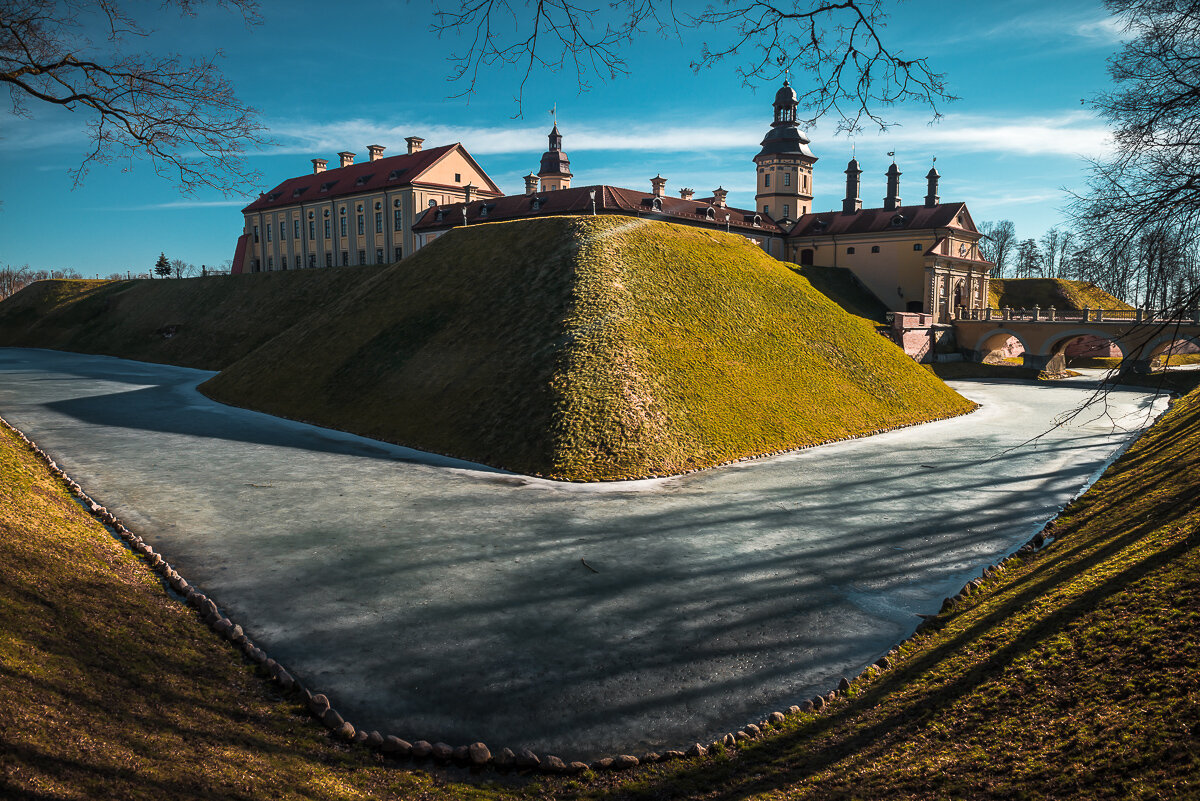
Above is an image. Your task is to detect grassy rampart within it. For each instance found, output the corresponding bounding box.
[988,278,1132,311]
[200,216,974,480]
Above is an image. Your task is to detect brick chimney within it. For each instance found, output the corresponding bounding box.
[367,144,386,162]
[712,186,728,208]
[405,136,424,155]
[651,174,667,197]
[338,151,355,168]
[679,187,695,200]
[884,162,902,211]
[312,158,328,174]
[524,173,539,195]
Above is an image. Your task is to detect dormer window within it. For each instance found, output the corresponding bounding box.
[705,207,715,220]
[752,214,762,227]
[354,174,374,186]
[388,169,407,181]
[479,205,488,218]
[291,187,307,199]
[891,214,905,228]
[435,210,444,221]
[320,181,335,192]
[652,197,663,212]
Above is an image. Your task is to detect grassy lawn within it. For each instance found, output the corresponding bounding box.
[200,216,974,481]
[988,278,1132,312]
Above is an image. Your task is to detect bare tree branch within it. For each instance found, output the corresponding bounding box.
[0,0,270,194]
[430,0,954,127]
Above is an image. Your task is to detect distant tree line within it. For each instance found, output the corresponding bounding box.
[977,219,1200,311]
[0,265,82,301]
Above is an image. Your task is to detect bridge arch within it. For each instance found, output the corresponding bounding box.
[1144,331,1200,365]
[973,328,1029,362]
[1038,327,1126,358]
[1041,328,1127,362]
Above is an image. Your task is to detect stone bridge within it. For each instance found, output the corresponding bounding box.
[953,307,1200,372]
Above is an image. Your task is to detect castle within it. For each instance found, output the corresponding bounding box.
[234,81,993,322]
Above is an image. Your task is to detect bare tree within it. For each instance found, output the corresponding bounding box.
[1070,0,1200,301]
[1040,227,1074,279]
[0,0,269,193]
[978,219,1016,278]
[0,263,82,299]
[432,1,955,129]
[1014,238,1044,279]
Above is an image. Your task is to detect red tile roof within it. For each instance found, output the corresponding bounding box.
[241,144,503,214]
[411,184,786,235]
[787,203,975,237]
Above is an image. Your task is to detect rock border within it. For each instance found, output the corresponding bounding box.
[0,411,1055,776]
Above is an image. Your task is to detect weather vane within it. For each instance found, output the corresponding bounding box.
[549,103,557,125]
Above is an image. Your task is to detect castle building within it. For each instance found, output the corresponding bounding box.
[754,80,817,225]
[235,82,991,322]
[232,138,502,274]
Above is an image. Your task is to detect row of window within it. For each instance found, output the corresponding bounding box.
[762,171,809,190]
[251,204,407,243]
[259,247,403,271]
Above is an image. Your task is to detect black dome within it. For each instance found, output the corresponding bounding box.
[774,79,798,107]
[757,125,815,159]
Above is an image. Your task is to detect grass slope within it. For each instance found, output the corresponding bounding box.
[792,265,890,324]
[0,270,379,371]
[988,278,1133,312]
[200,216,974,481]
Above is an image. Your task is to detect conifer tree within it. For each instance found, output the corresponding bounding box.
[154,253,172,278]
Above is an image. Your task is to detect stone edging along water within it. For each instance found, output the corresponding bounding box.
[0,412,1051,776]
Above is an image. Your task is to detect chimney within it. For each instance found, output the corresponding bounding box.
[679,187,695,201]
[524,173,539,195]
[338,151,355,168]
[405,136,424,155]
[312,158,328,174]
[884,162,902,211]
[842,158,862,214]
[712,187,728,208]
[464,182,475,203]
[651,174,667,198]
[924,165,940,207]
[367,144,386,162]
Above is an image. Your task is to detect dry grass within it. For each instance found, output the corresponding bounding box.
[988,278,1132,312]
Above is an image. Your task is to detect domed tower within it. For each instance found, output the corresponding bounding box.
[538,123,572,191]
[754,80,817,223]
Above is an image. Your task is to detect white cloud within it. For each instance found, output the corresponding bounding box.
[966,9,1127,46]
[99,199,247,211]
[264,110,1112,164]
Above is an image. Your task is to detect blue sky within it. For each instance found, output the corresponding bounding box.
[1,0,1123,276]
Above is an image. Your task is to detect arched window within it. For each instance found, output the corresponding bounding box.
[652,197,663,212]
[800,248,814,266]
[706,207,715,220]
[871,245,881,253]
[913,243,923,251]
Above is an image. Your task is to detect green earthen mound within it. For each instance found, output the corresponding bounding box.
[200,216,974,480]
[988,278,1132,312]
[0,270,378,371]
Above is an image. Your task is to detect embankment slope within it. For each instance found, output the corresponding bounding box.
[989,277,1132,311]
[0,269,377,371]
[200,216,974,480]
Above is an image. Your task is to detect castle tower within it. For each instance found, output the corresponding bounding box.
[924,164,940,207]
[753,80,817,222]
[537,123,572,192]
[842,157,862,214]
[884,161,902,210]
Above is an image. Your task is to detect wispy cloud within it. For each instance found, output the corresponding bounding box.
[99,199,246,211]
[264,110,1111,163]
[963,8,1126,47]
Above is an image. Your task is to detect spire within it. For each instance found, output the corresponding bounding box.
[884,162,902,211]
[843,156,862,214]
[538,118,572,191]
[924,158,940,207]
